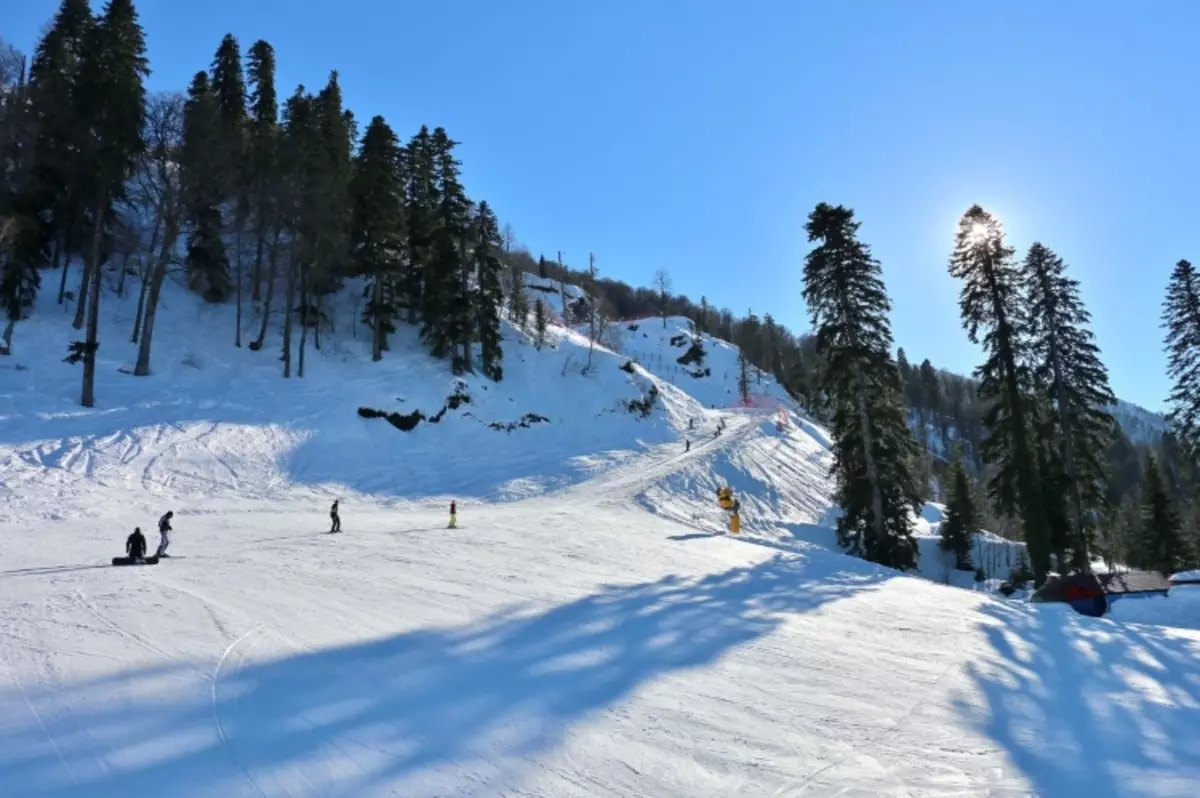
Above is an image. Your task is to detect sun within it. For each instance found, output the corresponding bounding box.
[963,219,991,248]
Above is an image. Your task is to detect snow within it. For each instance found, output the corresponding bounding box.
[2,265,1200,796]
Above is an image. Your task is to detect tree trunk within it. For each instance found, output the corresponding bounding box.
[72,256,91,329]
[281,237,297,377]
[251,206,265,301]
[251,227,280,350]
[81,197,107,408]
[235,223,243,347]
[133,215,180,376]
[1,318,14,354]
[297,268,309,379]
[132,212,163,344]
[372,270,384,361]
[54,224,70,304]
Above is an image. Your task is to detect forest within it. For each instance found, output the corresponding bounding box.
[3,1,1198,585]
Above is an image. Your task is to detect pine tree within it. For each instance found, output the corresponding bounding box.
[737,347,750,404]
[537,253,548,279]
[1022,242,1115,571]
[422,127,472,371]
[1163,259,1200,459]
[27,0,94,301]
[180,71,231,302]
[73,0,148,407]
[509,263,528,328]
[533,298,548,350]
[698,295,709,333]
[1141,453,1186,576]
[654,268,671,328]
[349,115,405,361]
[402,126,435,324]
[277,85,314,378]
[948,205,1050,584]
[940,455,978,570]
[209,34,248,343]
[474,201,505,381]
[245,39,279,348]
[803,203,922,569]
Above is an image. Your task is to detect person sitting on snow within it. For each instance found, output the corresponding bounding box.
[156,511,174,557]
[126,527,147,561]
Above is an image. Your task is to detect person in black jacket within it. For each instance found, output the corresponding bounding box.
[330,500,341,533]
[126,527,147,561]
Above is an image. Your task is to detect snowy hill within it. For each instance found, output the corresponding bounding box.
[1111,397,1168,445]
[2,264,1199,796]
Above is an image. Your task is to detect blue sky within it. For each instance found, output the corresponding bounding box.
[10,1,1199,411]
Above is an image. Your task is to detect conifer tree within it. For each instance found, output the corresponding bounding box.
[948,205,1050,583]
[533,298,548,350]
[737,348,750,403]
[537,254,548,279]
[939,454,978,570]
[474,201,505,381]
[422,127,472,371]
[209,34,248,343]
[245,40,277,302]
[349,115,404,361]
[180,71,231,303]
[278,85,314,377]
[1141,453,1186,576]
[698,295,710,334]
[403,126,435,323]
[1022,242,1115,571]
[803,203,921,569]
[27,0,93,301]
[509,263,528,328]
[1162,259,1200,459]
[74,0,148,407]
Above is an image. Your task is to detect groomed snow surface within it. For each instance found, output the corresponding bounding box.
[2,266,1199,796]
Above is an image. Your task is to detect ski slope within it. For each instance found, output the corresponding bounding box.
[2,265,1199,796]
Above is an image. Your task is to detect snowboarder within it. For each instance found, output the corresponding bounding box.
[688,418,695,430]
[126,527,147,561]
[686,439,691,452]
[448,500,457,529]
[156,511,173,557]
[330,500,341,533]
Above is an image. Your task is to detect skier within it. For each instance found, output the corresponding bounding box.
[126,527,147,562]
[686,439,691,452]
[330,500,341,533]
[156,511,173,557]
[448,500,457,529]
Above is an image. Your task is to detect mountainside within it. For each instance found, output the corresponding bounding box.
[1,264,1199,797]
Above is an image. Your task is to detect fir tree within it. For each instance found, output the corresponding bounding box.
[1162,259,1200,459]
[1022,242,1115,571]
[533,298,548,350]
[180,71,231,302]
[940,455,978,570]
[509,263,528,328]
[474,201,505,381]
[422,127,472,371]
[27,0,93,297]
[403,126,435,324]
[537,254,548,279]
[948,205,1050,584]
[245,39,279,348]
[1140,453,1186,576]
[209,34,248,342]
[737,347,750,403]
[803,203,922,569]
[349,115,404,361]
[73,0,148,407]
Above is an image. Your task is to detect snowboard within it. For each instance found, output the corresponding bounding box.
[112,555,159,566]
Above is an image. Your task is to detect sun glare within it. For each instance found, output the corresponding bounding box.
[964,219,990,247]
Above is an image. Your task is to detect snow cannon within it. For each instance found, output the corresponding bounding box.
[717,487,735,511]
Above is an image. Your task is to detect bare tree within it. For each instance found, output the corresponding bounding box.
[654,268,672,328]
[585,252,601,373]
[132,93,187,377]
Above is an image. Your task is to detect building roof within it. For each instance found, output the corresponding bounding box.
[1099,571,1172,595]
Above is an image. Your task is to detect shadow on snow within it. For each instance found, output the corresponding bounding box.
[0,554,888,797]
[954,600,1200,797]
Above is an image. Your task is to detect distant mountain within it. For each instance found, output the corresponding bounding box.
[1110,398,1167,446]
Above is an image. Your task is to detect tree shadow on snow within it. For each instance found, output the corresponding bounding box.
[953,600,1200,797]
[0,554,889,797]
